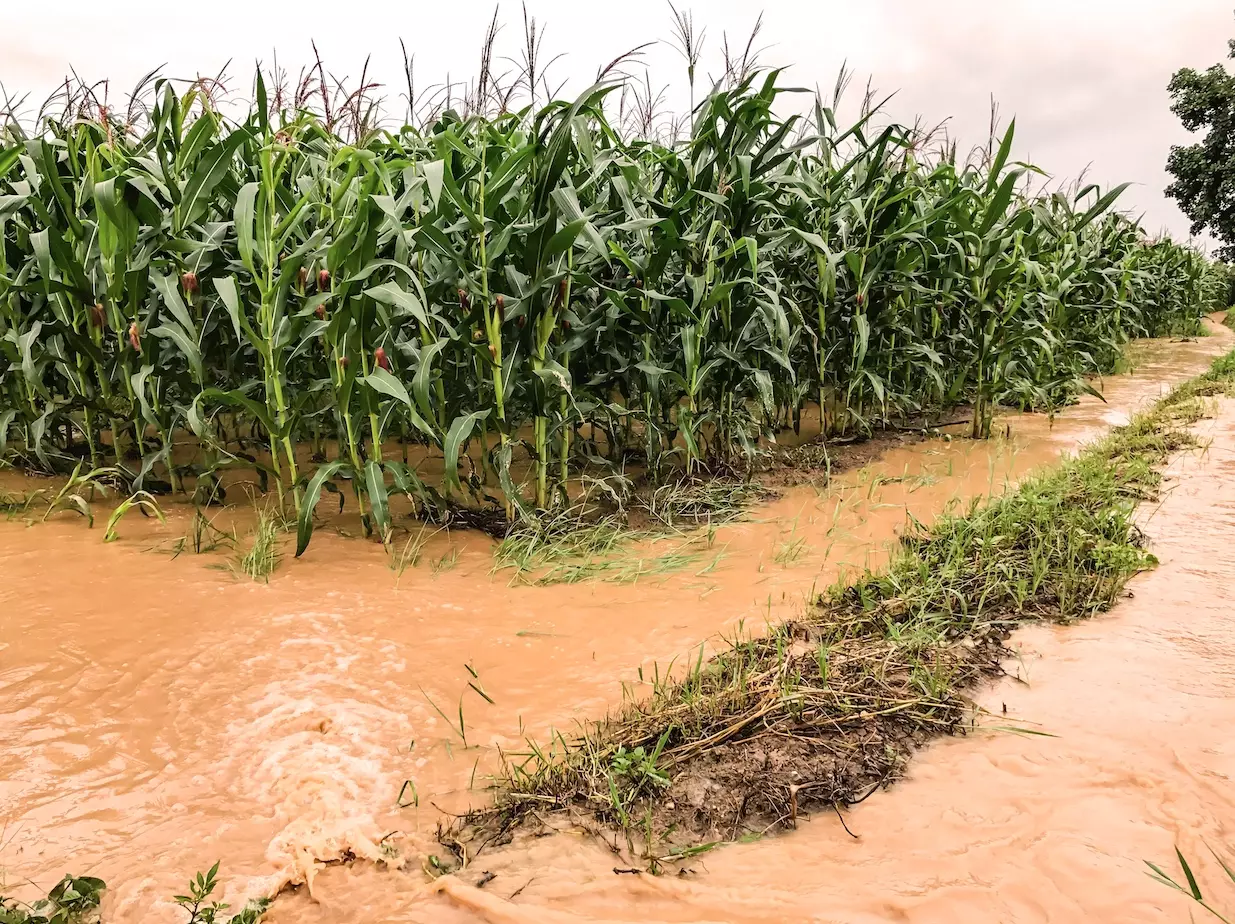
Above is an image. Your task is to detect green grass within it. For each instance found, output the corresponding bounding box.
[230,509,283,582]
[494,518,712,587]
[491,476,751,587]
[449,347,1235,863]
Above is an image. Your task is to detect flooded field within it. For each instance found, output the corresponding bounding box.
[2,326,1232,923]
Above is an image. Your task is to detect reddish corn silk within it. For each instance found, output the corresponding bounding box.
[375,347,391,371]
[181,271,199,295]
[496,294,505,322]
[88,303,105,329]
[318,269,331,290]
[315,305,326,321]
[128,321,142,353]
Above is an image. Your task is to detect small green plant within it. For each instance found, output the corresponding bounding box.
[172,863,269,924]
[611,742,671,789]
[389,524,438,583]
[605,731,672,826]
[431,546,460,575]
[0,867,266,924]
[232,509,282,582]
[773,524,810,566]
[104,490,166,542]
[164,507,236,560]
[420,686,468,748]
[0,874,104,924]
[188,507,236,555]
[37,464,126,527]
[397,778,419,808]
[0,489,38,518]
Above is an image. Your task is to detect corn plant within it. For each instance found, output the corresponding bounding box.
[0,40,1220,556]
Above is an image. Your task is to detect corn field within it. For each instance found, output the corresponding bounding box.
[0,59,1221,554]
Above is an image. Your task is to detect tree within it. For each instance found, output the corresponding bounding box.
[1166,37,1235,260]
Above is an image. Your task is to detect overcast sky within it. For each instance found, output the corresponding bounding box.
[2,0,1230,243]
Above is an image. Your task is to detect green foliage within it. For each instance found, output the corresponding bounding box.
[1206,262,1235,315]
[0,875,104,924]
[103,489,165,541]
[232,508,282,582]
[0,33,1216,556]
[606,732,672,825]
[610,740,671,791]
[1167,32,1235,260]
[0,866,265,924]
[172,862,269,924]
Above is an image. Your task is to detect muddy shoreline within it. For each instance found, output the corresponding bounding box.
[447,350,1230,861]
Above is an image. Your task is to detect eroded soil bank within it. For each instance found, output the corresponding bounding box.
[0,328,1230,922]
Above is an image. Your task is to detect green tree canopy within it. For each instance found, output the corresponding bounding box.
[1166,38,1235,259]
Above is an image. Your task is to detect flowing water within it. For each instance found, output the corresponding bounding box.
[1,326,1231,923]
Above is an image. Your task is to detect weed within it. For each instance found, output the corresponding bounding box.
[103,491,166,542]
[397,779,419,808]
[431,546,460,575]
[0,874,104,924]
[0,865,266,924]
[231,510,282,582]
[187,508,236,555]
[389,524,439,583]
[773,525,810,566]
[171,862,269,924]
[606,732,672,826]
[421,686,469,748]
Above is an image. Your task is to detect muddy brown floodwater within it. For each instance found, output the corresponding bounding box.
[1,324,1232,923]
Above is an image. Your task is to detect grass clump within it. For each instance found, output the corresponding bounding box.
[493,511,710,587]
[491,475,752,586]
[231,509,283,582]
[447,348,1235,864]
